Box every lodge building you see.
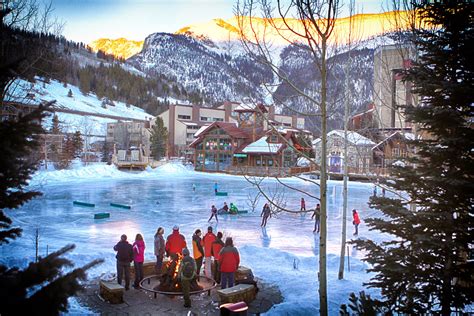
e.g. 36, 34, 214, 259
189, 102, 313, 176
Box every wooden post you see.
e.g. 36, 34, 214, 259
347, 245, 350, 272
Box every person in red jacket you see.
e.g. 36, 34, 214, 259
352, 209, 361, 236
300, 197, 306, 212
165, 225, 187, 257
211, 231, 224, 283
202, 226, 216, 277
219, 237, 240, 289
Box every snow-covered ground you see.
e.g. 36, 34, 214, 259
3, 163, 384, 314
5, 78, 154, 136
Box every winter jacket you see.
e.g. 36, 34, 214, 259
192, 234, 204, 259
179, 255, 197, 281
114, 240, 133, 263
165, 230, 187, 256
211, 238, 224, 260
353, 212, 361, 225
133, 240, 145, 263
154, 234, 165, 256
202, 232, 216, 257
219, 246, 240, 273
301, 199, 306, 208
311, 207, 321, 220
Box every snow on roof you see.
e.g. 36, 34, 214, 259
242, 136, 282, 154
372, 131, 420, 150
179, 121, 198, 126
312, 130, 375, 146
194, 124, 211, 137
234, 101, 267, 113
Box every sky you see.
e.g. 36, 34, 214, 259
50, 0, 386, 44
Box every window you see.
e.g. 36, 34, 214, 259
270, 135, 278, 142
268, 159, 273, 166
187, 125, 200, 130
213, 117, 224, 122
186, 133, 195, 139
256, 159, 261, 166
200, 116, 211, 121
178, 114, 191, 120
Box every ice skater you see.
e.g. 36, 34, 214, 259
192, 184, 196, 192
300, 197, 306, 212
352, 209, 361, 236
208, 205, 218, 222
311, 203, 321, 233
214, 182, 218, 193
260, 203, 271, 227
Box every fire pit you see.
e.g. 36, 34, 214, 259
140, 254, 216, 298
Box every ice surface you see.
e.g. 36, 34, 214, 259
3, 163, 386, 314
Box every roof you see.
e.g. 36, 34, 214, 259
312, 130, 375, 146
234, 102, 268, 113
372, 131, 419, 150
241, 136, 283, 154
189, 122, 250, 148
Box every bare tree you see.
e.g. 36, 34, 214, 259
234, 2, 344, 313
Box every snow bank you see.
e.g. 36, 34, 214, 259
239, 245, 377, 315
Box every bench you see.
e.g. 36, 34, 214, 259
235, 266, 253, 282
217, 284, 257, 304
99, 280, 124, 304
130, 259, 169, 281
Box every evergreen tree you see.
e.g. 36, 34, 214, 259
150, 117, 168, 160
51, 115, 60, 134
1, 5, 102, 314
72, 131, 83, 158
101, 140, 111, 163
353, 2, 474, 315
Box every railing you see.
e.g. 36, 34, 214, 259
224, 165, 317, 177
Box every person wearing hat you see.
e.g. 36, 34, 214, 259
178, 247, 196, 308
202, 226, 216, 278
113, 234, 134, 290
165, 225, 187, 257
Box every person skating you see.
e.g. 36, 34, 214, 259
208, 205, 218, 222
211, 231, 224, 283
202, 226, 216, 278
179, 248, 197, 308
113, 234, 133, 290
311, 203, 321, 233
352, 209, 361, 236
192, 229, 204, 277
300, 197, 306, 212
192, 184, 196, 192
165, 225, 187, 257
260, 203, 271, 227
132, 233, 145, 289
154, 227, 165, 275
214, 182, 218, 193
219, 237, 240, 289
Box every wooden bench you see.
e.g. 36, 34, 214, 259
217, 284, 257, 304
235, 266, 253, 282
99, 280, 124, 304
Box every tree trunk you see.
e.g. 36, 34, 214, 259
319, 36, 328, 316
338, 59, 350, 280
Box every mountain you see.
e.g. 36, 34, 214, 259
127, 32, 273, 105
89, 38, 144, 60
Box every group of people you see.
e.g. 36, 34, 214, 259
113, 225, 240, 309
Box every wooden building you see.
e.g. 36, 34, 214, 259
189, 103, 312, 176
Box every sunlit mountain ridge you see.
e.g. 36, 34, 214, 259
89, 37, 144, 59
90, 11, 413, 59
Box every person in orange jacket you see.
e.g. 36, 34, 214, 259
192, 229, 204, 277
202, 226, 216, 277
219, 237, 240, 289
211, 231, 224, 283
352, 209, 361, 236
165, 225, 187, 257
